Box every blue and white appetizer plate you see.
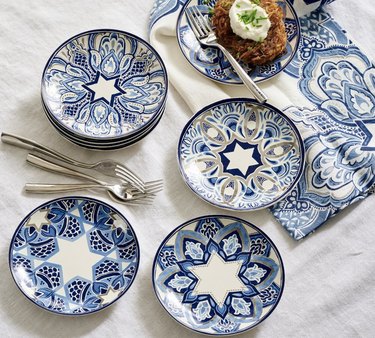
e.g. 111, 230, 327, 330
9, 197, 139, 315
152, 215, 285, 335
176, 0, 300, 84
178, 98, 305, 211
41, 29, 168, 144
42, 98, 166, 150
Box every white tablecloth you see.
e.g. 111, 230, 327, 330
0, 1, 374, 337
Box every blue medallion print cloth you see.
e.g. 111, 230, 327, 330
149, 0, 375, 240
270, 10, 375, 239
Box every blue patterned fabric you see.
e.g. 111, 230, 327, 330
149, 1, 375, 240
149, 0, 186, 31
270, 10, 375, 239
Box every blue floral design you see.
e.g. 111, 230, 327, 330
149, 0, 186, 31
178, 99, 304, 211
267, 4, 375, 239
9, 197, 139, 315
272, 104, 375, 239
42, 30, 167, 138
284, 10, 349, 78
153, 216, 284, 335
147, 0, 375, 240
302, 48, 374, 122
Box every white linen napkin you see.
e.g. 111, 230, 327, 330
149, 0, 375, 240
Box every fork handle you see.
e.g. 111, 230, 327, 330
25, 183, 103, 193
218, 47, 268, 103
1, 132, 87, 167
26, 153, 105, 185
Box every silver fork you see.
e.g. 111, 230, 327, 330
25, 183, 155, 205
26, 154, 162, 204
186, 6, 267, 103
1, 132, 163, 193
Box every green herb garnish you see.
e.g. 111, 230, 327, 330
237, 9, 267, 27
256, 16, 267, 22
237, 9, 257, 25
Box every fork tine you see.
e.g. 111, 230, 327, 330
186, 7, 205, 38
144, 186, 163, 194
142, 181, 163, 191
129, 191, 156, 199
128, 196, 155, 205
191, 6, 210, 35
121, 193, 155, 203
132, 178, 163, 188
113, 162, 143, 180
197, 7, 213, 33
114, 166, 163, 189
115, 170, 145, 193
128, 198, 155, 204
126, 185, 163, 196
142, 178, 164, 185
114, 166, 144, 187
115, 168, 163, 190
130, 185, 163, 195
122, 199, 153, 206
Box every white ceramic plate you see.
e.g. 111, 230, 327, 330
176, 0, 300, 84
42, 29, 168, 141
9, 197, 139, 315
178, 98, 305, 210
153, 215, 285, 335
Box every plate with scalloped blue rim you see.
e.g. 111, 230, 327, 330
177, 98, 305, 211
152, 215, 285, 335
41, 29, 168, 142
176, 0, 300, 84
9, 196, 139, 315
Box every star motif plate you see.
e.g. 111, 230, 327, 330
9, 197, 139, 315
178, 98, 305, 211
41, 29, 168, 142
152, 215, 285, 335
176, 0, 300, 84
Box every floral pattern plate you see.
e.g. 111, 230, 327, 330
42, 98, 166, 150
9, 197, 139, 315
178, 98, 305, 210
153, 215, 284, 335
176, 0, 300, 84
41, 29, 168, 141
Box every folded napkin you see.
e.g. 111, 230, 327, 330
149, 0, 375, 240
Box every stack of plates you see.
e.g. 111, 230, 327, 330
41, 29, 168, 150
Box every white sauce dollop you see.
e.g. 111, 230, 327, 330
229, 0, 271, 42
